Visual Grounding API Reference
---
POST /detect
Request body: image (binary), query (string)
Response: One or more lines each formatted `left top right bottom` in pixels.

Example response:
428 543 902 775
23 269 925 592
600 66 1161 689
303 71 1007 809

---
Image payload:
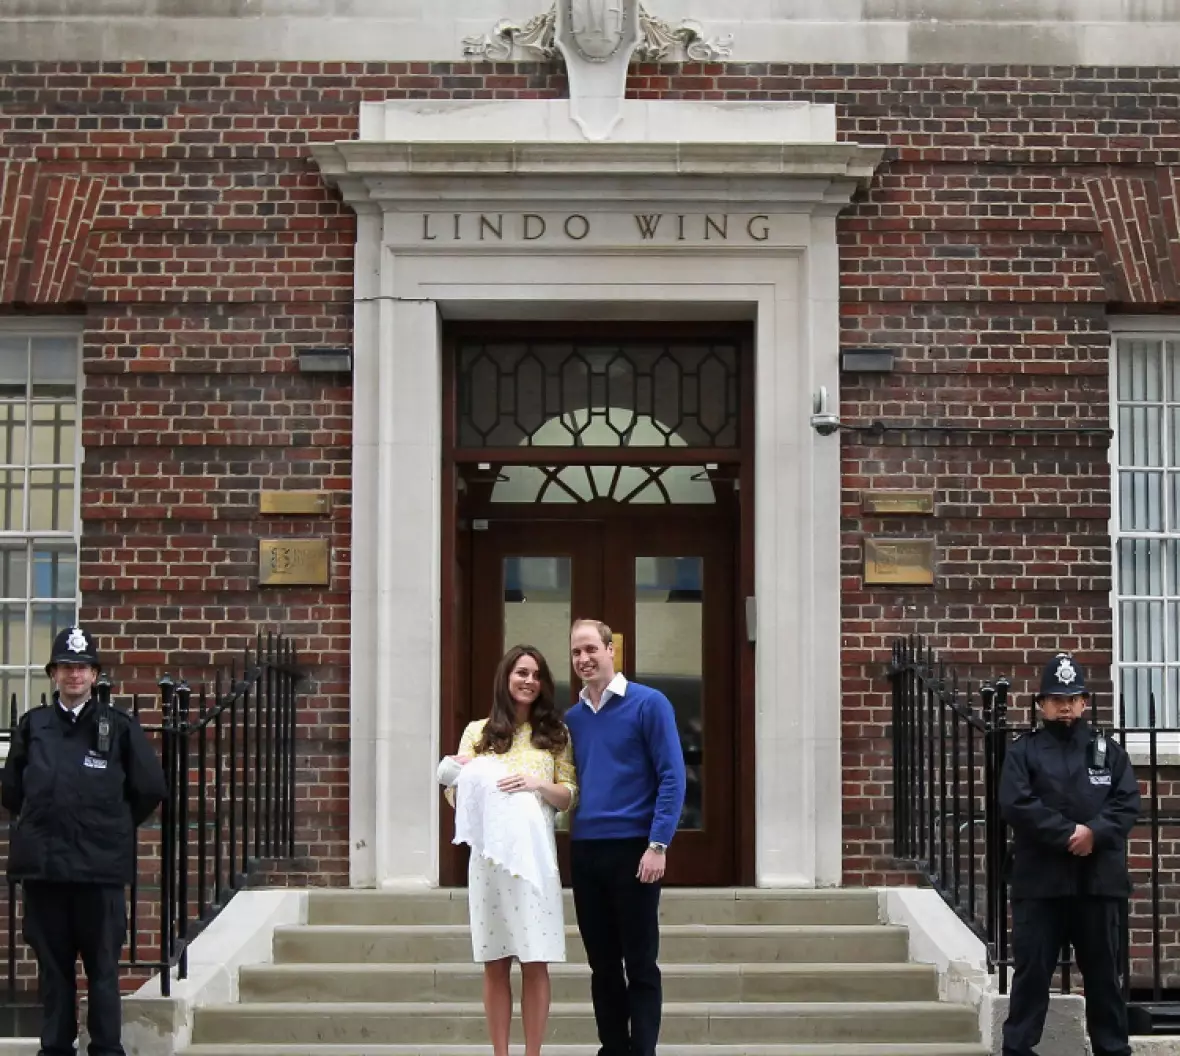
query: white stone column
372 290 444 888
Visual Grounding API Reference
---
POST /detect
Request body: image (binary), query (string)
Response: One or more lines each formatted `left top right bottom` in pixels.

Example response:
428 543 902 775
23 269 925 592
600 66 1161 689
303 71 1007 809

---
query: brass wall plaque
259 491 332 515
864 538 936 586
862 490 935 515
259 539 330 586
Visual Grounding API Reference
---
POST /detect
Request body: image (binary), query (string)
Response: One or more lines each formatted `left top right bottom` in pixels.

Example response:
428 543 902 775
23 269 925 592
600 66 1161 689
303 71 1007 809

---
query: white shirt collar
580 672 628 714
58 698 88 719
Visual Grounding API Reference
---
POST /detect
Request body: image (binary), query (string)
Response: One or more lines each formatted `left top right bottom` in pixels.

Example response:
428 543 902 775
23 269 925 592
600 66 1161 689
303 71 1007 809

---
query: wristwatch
648 842 667 854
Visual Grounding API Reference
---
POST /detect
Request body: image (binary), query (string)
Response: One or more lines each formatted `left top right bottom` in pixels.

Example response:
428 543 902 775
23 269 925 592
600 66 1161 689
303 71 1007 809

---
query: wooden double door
456 510 738 886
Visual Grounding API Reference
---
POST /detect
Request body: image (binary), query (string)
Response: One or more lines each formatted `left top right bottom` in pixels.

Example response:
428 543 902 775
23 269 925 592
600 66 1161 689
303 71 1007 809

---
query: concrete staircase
179 888 987 1056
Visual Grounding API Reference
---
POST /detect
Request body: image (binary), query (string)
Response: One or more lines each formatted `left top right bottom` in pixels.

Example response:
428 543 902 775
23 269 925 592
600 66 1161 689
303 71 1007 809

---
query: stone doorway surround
311 98 882 891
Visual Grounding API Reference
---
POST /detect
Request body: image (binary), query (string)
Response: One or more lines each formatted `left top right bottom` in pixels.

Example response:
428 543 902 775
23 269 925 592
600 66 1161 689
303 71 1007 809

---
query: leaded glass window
0 327 80 713
456 340 740 448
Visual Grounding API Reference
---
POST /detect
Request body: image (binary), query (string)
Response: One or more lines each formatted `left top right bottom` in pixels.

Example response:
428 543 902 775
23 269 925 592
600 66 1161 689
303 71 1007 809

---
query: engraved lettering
677 215 686 241
522 214 547 240
452 214 462 240
479 214 504 241
704 214 728 240
746 214 769 242
421 214 437 241
634 214 663 239
564 214 590 240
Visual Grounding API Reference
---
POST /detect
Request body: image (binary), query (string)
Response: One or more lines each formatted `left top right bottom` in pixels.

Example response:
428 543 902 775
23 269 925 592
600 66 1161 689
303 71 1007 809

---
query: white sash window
0 322 81 715
1112 322 1180 727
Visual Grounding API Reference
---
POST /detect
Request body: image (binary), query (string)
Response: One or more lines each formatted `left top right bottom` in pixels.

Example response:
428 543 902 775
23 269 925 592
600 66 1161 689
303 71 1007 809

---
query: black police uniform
999 653 1141 1056
0 628 166 1056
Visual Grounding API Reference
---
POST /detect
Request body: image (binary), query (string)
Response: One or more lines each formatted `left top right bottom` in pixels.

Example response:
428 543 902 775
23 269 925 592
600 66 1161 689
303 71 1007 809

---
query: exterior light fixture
296 346 353 374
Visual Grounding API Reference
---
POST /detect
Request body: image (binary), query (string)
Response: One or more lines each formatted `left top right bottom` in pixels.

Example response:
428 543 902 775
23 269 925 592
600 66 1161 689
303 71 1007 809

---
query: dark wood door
458 514 736 886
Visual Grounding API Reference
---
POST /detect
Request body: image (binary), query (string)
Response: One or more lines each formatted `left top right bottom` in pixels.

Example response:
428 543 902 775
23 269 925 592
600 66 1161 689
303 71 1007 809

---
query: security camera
810 386 842 436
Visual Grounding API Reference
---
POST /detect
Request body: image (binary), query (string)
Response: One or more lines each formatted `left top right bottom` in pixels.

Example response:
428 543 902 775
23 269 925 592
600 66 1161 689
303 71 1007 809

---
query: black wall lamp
297 346 353 374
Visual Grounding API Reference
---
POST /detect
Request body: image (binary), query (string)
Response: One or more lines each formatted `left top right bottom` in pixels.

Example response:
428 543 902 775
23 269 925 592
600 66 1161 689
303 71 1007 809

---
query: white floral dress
445 720 577 963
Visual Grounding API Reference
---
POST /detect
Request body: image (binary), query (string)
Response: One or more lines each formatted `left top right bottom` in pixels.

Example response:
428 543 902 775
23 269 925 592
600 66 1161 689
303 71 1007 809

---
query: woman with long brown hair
437 644 577 1056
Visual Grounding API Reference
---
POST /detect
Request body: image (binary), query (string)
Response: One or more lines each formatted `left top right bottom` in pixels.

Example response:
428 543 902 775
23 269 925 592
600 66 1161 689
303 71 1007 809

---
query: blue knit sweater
565 679 686 847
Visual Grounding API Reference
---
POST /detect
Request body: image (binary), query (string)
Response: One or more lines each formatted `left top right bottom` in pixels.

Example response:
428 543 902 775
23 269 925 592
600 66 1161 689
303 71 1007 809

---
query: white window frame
1109 317 1180 758
0 319 83 717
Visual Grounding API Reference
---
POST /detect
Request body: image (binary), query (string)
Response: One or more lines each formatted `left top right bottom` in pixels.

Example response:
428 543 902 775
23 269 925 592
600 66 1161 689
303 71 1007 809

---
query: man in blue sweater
565 618 687 1056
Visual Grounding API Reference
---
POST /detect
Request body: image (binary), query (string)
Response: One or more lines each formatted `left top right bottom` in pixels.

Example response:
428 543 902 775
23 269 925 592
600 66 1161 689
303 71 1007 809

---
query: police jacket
0 698 166 885
999 718 1140 899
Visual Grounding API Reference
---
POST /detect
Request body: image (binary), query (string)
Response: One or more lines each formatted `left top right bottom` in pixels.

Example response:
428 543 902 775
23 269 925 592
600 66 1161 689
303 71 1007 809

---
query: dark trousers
571 838 662 1056
22 882 127 1056
1002 896 1130 1056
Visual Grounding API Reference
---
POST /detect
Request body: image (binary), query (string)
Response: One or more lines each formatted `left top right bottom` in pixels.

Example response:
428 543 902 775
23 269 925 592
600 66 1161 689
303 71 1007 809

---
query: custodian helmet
45 626 101 676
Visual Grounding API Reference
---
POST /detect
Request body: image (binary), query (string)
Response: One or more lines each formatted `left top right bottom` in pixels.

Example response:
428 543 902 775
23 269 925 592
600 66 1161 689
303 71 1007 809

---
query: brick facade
1 60 1176 889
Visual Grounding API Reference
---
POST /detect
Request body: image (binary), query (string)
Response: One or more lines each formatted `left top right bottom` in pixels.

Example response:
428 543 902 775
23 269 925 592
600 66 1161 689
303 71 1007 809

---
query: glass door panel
503 556 573 703
634 556 704 831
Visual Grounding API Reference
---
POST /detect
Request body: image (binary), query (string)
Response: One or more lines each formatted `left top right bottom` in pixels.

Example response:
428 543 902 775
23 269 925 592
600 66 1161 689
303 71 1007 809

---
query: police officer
999 652 1141 1056
0 627 166 1056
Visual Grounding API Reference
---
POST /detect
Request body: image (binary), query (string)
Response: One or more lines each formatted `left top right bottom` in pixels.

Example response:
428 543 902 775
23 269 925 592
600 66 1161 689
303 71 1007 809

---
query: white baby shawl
452 756 558 892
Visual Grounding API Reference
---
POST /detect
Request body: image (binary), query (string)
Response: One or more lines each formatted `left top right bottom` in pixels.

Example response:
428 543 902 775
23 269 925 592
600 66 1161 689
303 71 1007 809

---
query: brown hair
475 644 569 756
571 619 613 647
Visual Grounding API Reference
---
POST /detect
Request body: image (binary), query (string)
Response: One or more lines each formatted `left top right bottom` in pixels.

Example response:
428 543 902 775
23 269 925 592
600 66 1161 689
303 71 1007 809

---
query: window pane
0 404 26 466
0 605 28 668
1121 666 1163 727
0 470 25 531
1120 340 1163 401
0 339 26 399
30 404 75 466
0 672 26 721
28 469 73 531
30 337 77 399
635 556 704 831
1119 538 1164 596
30 603 75 674
32 542 76 600
1121 600 1164 662
1121 470 1163 531
1168 341 1180 403
1119 406 1163 467
0 544 28 600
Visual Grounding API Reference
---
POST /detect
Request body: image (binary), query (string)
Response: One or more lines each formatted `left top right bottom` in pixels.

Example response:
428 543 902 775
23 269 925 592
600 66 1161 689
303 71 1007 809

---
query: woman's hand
451 755 472 765
497 773 542 793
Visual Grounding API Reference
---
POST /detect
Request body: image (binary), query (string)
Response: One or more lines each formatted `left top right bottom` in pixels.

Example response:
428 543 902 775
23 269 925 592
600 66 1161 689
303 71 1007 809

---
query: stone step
306 889 881 928
190 1000 981 1046
239 961 938 1004
181 1044 992 1056
271 925 910 966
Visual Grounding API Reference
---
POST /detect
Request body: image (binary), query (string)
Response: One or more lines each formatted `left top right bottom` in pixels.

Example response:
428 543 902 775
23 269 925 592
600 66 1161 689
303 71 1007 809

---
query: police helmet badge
66 627 88 654
1055 657 1077 686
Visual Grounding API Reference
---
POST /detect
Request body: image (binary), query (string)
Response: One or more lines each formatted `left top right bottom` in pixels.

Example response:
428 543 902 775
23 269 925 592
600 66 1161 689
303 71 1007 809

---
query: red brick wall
1 60 1174 888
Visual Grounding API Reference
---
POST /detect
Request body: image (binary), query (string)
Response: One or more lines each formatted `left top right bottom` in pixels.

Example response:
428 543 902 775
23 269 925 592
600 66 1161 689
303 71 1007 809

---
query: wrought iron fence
0 631 302 1015
891 635 1180 1034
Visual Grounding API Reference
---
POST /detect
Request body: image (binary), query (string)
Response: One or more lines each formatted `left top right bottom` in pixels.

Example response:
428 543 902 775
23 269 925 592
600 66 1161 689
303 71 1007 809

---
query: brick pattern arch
1086 171 1180 307
0 162 107 305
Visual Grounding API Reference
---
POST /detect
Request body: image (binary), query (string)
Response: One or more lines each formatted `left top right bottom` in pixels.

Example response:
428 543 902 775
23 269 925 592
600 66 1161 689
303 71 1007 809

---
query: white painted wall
6 0 1180 63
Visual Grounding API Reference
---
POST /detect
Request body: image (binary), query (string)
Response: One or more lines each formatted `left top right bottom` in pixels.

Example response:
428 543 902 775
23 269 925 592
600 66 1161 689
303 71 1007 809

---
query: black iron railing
1 631 302 1013
891 635 1180 1034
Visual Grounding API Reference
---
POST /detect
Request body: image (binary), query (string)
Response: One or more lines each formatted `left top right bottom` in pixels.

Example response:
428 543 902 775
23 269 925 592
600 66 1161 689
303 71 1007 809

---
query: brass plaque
864 538 936 586
862 490 935 515
259 539 330 586
259 490 332 515
612 632 624 676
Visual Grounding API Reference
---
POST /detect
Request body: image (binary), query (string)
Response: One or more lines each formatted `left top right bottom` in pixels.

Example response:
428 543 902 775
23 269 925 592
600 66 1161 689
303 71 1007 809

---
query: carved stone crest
462 4 732 64
563 0 636 62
